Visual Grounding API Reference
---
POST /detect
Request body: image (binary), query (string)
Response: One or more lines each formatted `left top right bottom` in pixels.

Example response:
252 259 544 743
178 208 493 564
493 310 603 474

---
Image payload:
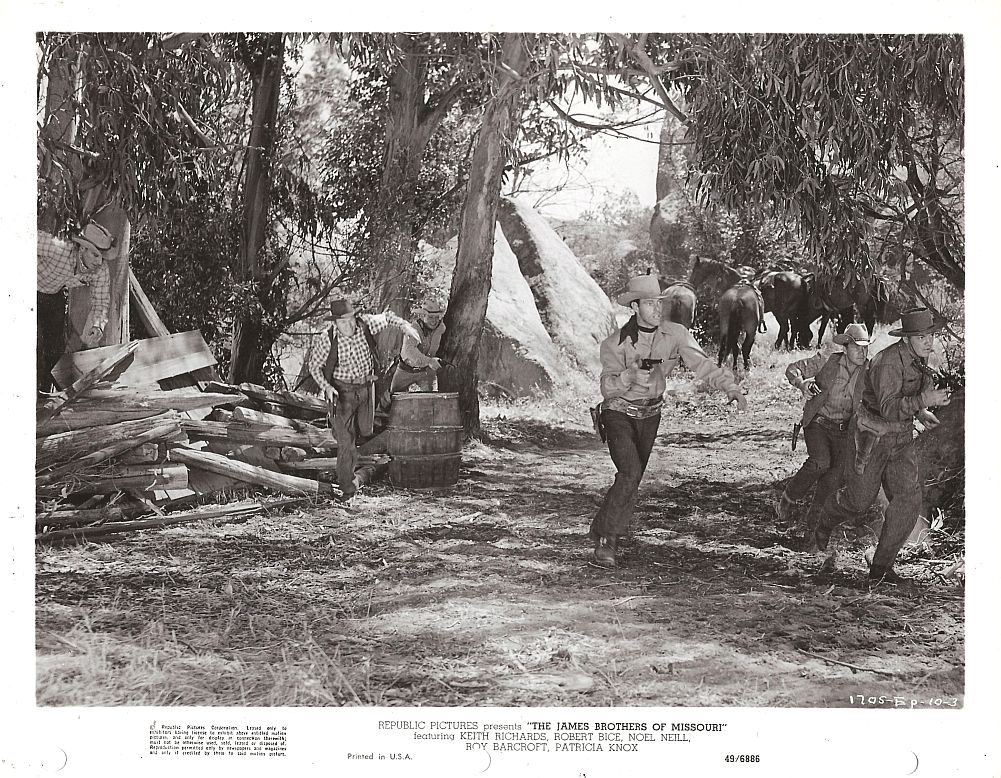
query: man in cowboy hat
807 307 952 587
775 323 872 539
589 274 748 568
36 222 118 391
307 291 422 500
390 296 446 394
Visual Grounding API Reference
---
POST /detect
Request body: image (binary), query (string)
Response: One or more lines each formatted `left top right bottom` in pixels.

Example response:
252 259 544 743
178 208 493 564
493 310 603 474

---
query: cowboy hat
616 275 667 306
71 222 116 253
417 297 446 314
833 323 871 346
324 296 356 320
887 307 945 337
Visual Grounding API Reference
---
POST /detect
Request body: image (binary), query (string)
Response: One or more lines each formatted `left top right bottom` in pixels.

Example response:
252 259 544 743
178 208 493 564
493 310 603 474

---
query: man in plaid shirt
309 293 422 500
36 222 116 391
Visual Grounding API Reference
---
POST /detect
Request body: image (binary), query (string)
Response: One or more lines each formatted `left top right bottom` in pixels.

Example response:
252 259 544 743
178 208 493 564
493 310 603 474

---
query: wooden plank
37 421 180 485
181 419 337 450
36 504 152 527
114 443 160 465
128 268 171 337
37 464 188 497
38 341 140 425
280 455 387 471
51 331 217 389
236 382 328 416
170 447 333 497
37 411 184 470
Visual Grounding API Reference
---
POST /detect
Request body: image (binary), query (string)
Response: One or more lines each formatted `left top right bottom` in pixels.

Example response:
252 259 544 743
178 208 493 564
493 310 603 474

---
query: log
181 419 337 450
232 406 298 428
170 447 334 497
51 331 217 389
37 407 167 437
263 445 309 462
37 421 180 484
37 464 188 497
37 411 184 470
236 382 328 417
36 498 310 541
36 504 152 527
37 341 140 425
115 443 161 465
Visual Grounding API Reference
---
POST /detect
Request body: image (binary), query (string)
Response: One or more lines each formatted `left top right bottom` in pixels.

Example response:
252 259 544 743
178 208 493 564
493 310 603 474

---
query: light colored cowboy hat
616 275 667 306
887 307 946 337
832 323 871 346
417 297 446 314
71 222 116 253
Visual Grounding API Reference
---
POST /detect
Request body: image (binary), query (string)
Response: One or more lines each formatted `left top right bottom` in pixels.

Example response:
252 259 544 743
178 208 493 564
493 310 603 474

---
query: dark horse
759 270 811 350
689 256 761 372
659 281 697 329
796 274 892 347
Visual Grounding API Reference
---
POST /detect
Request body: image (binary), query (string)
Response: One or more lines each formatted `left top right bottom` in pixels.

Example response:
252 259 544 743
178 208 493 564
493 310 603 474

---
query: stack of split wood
36 331 390 542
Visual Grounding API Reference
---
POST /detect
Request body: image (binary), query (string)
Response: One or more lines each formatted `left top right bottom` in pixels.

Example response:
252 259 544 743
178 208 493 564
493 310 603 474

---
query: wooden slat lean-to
128 268 170 338
51 331 217 389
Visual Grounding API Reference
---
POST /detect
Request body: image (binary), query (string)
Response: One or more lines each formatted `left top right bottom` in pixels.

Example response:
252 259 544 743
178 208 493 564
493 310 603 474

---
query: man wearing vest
589 274 748 569
807 307 952 588
391 298 446 394
775 323 871 539
308 294 422 500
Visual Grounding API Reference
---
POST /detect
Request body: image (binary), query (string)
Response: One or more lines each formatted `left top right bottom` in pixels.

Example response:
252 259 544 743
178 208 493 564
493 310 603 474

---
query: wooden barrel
387 392 462 488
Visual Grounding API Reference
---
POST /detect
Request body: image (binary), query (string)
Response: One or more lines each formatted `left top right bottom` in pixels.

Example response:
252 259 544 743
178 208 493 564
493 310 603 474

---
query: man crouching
589 274 748 568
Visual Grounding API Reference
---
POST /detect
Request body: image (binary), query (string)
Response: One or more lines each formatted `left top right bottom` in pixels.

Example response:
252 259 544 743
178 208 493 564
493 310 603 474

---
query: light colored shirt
599 319 739 402
308 312 410 393
37 232 111 331
399 319 444 369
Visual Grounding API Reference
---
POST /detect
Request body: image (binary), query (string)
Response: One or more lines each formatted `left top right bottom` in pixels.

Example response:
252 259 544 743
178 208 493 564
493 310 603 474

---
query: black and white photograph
4 2 1000 776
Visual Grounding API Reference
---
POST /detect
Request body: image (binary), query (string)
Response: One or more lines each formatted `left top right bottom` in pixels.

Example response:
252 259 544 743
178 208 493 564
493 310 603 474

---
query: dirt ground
35 373 965 708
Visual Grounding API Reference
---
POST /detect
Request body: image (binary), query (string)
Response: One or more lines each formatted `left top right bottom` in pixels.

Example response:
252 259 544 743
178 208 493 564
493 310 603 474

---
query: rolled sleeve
679 335 739 394
785 352 826 389
308 331 335 395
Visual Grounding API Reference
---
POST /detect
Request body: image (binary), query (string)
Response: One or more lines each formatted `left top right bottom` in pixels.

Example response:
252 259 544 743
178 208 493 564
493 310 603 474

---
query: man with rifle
589 274 748 568
308 292 422 500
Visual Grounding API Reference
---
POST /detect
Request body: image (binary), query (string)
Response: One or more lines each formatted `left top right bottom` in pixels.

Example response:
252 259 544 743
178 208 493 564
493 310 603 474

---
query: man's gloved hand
920 387 951 408
726 388 747 411
81 325 104 347
915 408 941 431
800 378 821 398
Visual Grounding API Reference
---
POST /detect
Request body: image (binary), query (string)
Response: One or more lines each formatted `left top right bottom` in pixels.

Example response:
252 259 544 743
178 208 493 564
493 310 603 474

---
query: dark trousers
785 419 851 529
820 424 921 570
332 380 374 496
391 366 435 393
37 290 66 392
589 410 661 539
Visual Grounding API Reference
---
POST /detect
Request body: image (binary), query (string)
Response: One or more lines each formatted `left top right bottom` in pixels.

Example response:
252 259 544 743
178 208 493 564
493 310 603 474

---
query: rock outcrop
497 197 618 377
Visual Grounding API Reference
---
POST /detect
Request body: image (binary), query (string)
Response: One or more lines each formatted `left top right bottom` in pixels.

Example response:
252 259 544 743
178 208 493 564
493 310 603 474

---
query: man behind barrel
589 274 748 569
391 296 446 394
775 322 871 539
806 307 952 588
308 292 422 500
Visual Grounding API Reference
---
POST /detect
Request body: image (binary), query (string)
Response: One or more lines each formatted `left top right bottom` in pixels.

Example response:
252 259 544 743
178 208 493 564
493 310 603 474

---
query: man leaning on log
588 274 748 569
307 291 422 501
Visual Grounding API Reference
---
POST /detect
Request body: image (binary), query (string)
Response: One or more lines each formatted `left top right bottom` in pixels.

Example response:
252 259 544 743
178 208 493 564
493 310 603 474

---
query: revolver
639 358 663 371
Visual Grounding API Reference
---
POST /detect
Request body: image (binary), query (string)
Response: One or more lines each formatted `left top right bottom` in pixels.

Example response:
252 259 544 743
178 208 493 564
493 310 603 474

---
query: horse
717 285 760 373
807 274 892 346
689 256 762 371
659 281 697 329
758 270 810 350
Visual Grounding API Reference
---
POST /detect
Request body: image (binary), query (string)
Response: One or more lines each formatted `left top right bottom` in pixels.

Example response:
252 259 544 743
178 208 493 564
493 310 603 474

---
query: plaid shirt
308 312 410 392
37 231 111 331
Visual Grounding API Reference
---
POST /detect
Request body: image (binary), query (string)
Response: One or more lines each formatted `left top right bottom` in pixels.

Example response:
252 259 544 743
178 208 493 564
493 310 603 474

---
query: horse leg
776 316 788 350
743 326 755 372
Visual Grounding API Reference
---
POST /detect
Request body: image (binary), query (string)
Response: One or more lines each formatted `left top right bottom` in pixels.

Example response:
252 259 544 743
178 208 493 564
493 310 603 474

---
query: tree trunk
229 34 285 385
37 42 84 233
438 34 533 438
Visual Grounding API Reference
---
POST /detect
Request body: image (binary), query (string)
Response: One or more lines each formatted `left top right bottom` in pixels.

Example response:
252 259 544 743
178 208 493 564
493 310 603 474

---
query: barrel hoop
388 425 463 432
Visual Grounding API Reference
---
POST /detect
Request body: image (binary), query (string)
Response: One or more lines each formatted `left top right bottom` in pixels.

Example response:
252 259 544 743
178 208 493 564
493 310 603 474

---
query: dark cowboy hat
324 296 356 320
616 275 668 306
887 307 946 338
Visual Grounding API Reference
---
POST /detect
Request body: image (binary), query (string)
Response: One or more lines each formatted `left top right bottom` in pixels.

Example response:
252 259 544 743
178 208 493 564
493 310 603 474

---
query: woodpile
36 330 391 542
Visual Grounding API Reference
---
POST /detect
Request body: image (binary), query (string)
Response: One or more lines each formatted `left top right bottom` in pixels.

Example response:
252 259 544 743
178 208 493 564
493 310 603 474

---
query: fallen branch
37 341 139 425
170 447 335 497
796 648 898 677
37 421 180 485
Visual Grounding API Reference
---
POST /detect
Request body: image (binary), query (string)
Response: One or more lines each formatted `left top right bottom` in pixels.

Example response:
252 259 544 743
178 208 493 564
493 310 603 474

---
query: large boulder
423 227 564 395
497 197 618 377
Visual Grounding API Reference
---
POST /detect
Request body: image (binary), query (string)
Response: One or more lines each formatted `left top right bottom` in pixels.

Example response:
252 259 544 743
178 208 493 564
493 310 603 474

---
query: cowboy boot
592 536 617 568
